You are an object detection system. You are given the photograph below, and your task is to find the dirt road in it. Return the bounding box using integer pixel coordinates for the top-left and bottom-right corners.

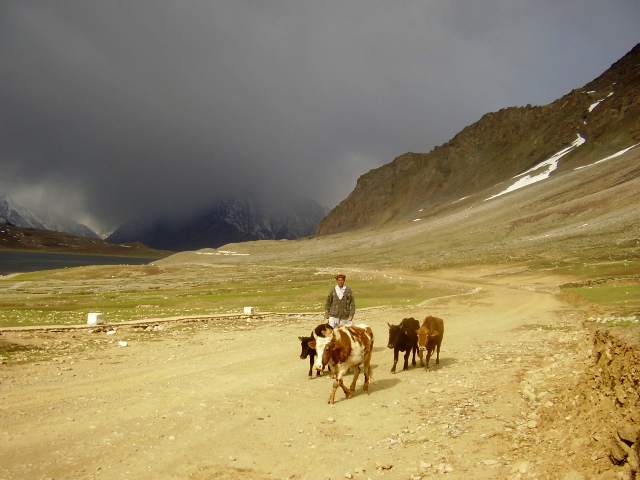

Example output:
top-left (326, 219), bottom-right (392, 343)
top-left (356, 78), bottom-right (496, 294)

top-left (0, 271), bottom-right (595, 480)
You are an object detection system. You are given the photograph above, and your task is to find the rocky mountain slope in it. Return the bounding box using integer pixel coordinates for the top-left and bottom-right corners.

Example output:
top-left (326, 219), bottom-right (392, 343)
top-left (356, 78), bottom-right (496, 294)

top-left (317, 43), bottom-right (640, 234)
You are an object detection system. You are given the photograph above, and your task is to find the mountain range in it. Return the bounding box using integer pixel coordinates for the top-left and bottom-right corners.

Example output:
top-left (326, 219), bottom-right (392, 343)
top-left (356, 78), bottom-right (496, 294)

top-left (106, 197), bottom-right (328, 252)
top-left (0, 191), bottom-right (327, 252)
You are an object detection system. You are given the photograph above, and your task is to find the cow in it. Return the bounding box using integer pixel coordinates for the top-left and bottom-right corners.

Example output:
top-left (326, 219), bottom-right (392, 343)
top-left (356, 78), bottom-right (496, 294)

top-left (298, 323), bottom-right (333, 378)
top-left (313, 324), bottom-right (374, 404)
top-left (387, 317), bottom-right (420, 373)
top-left (417, 315), bottom-right (444, 370)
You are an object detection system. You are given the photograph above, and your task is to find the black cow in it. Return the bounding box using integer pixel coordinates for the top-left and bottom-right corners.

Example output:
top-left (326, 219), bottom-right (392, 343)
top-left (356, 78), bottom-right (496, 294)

top-left (387, 317), bottom-right (420, 373)
top-left (299, 323), bottom-right (333, 378)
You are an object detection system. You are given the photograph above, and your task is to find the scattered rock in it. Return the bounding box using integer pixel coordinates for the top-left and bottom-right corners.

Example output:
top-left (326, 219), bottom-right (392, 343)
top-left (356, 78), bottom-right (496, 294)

top-left (610, 430), bottom-right (631, 465)
top-left (618, 424), bottom-right (640, 444)
top-left (615, 385), bottom-right (627, 405)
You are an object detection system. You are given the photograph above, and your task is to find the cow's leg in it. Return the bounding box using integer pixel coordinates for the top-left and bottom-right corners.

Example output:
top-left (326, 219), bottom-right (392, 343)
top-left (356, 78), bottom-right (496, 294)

top-left (425, 347), bottom-right (433, 370)
top-left (308, 352), bottom-right (315, 378)
top-left (435, 341), bottom-right (441, 365)
top-left (328, 370), bottom-right (351, 404)
top-left (339, 378), bottom-right (352, 398)
top-left (349, 365), bottom-right (361, 393)
top-left (329, 376), bottom-right (351, 404)
top-left (418, 348), bottom-right (425, 367)
top-left (328, 380), bottom-right (341, 404)
top-left (411, 344), bottom-right (417, 366)
top-left (362, 357), bottom-right (372, 393)
top-left (391, 348), bottom-right (399, 373)
top-left (402, 349), bottom-right (410, 370)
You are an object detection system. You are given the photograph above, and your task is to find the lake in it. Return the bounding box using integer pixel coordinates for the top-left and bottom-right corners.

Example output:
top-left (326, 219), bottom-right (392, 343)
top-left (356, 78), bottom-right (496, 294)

top-left (0, 251), bottom-right (161, 276)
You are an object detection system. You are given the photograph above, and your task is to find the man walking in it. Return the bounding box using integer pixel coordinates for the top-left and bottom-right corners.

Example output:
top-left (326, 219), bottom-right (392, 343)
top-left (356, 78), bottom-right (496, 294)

top-left (325, 274), bottom-right (355, 327)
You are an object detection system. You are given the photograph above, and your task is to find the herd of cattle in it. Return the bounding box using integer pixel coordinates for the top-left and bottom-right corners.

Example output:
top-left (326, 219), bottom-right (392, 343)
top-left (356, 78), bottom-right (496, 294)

top-left (298, 316), bottom-right (445, 404)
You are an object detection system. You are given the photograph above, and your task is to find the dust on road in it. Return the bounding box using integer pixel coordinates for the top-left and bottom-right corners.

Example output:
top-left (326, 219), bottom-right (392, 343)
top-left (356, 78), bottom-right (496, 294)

top-left (0, 271), bottom-right (610, 480)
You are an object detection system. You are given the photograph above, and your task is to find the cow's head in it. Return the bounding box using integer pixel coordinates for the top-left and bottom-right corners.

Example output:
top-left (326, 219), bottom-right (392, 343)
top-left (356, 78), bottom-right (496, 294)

top-left (387, 322), bottom-right (402, 349)
top-left (316, 324), bottom-right (333, 338)
top-left (298, 336), bottom-right (315, 359)
top-left (417, 328), bottom-right (439, 351)
top-left (387, 322), bottom-right (414, 349)
top-left (313, 330), bottom-right (334, 371)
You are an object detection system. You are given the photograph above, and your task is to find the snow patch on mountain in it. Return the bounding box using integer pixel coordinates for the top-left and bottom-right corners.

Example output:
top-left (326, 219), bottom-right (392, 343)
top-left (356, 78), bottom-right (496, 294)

top-left (485, 134), bottom-right (586, 201)
top-left (575, 143), bottom-right (640, 171)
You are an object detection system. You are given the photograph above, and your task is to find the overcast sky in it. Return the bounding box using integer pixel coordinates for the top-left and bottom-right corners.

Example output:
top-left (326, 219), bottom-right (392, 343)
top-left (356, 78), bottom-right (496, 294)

top-left (1, 1), bottom-right (638, 233)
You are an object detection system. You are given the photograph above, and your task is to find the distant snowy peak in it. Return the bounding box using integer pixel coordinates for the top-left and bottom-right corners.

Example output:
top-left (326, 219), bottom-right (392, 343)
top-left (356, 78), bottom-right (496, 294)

top-left (0, 193), bottom-right (99, 238)
top-left (106, 196), bottom-right (328, 251)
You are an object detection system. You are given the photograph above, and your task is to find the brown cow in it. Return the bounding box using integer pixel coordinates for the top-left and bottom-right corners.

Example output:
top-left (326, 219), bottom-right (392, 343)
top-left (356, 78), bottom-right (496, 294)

top-left (313, 324), bottom-right (374, 404)
top-left (417, 315), bottom-right (444, 370)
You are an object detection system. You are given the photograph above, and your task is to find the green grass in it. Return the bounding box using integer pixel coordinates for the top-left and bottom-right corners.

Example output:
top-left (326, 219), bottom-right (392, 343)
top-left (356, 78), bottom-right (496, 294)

top-left (8, 250), bottom-right (637, 329)
top-left (563, 283), bottom-right (640, 317)
top-left (558, 258), bottom-right (640, 319)
top-left (553, 259), bottom-right (640, 278)
top-left (569, 284), bottom-right (640, 306)
top-left (0, 264), bottom-right (457, 327)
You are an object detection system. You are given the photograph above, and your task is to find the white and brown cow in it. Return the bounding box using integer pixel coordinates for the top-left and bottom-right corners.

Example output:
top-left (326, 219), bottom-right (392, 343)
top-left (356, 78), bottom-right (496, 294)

top-left (313, 324), bottom-right (374, 404)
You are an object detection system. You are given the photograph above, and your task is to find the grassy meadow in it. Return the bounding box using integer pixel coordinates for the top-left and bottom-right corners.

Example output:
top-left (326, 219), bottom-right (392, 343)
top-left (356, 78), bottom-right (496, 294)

top-left (0, 261), bottom-right (460, 328)
top-left (1, 253), bottom-right (638, 328)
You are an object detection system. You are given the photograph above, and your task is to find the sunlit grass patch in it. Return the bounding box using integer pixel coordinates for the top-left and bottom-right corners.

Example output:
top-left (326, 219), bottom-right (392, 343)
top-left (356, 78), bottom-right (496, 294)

top-left (553, 259), bottom-right (640, 278)
top-left (571, 283), bottom-right (640, 306)
top-left (562, 281), bottom-right (640, 319)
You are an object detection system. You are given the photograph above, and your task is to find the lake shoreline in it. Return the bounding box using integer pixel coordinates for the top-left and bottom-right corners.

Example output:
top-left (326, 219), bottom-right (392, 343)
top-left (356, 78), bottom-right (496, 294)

top-left (0, 250), bottom-right (162, 276)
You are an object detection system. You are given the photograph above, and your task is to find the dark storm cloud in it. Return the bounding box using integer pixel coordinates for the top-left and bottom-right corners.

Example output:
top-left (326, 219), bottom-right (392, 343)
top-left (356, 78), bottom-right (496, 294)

top-left (1, 1), bottom-right (638, 233)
